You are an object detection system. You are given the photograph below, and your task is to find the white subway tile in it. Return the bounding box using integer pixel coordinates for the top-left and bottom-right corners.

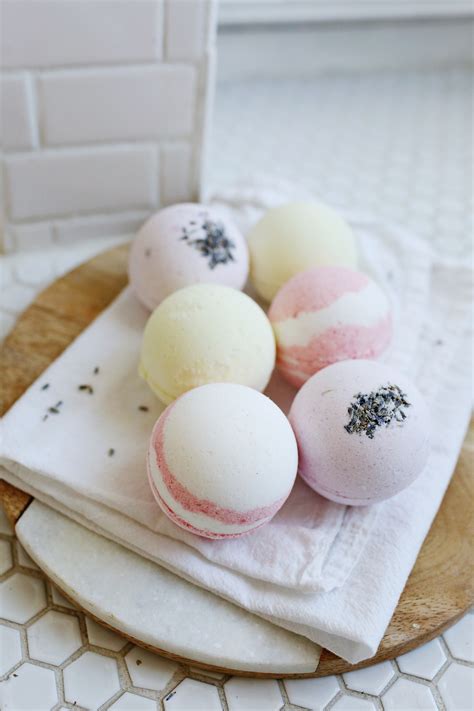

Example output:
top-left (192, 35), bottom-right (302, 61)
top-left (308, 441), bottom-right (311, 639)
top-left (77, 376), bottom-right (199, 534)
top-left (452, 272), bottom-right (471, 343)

top-left (40, 66), bottom-right (196, 145)
top-left (55, 211), bottom-right (148, 244)
top-left (162, 143), bottom-right (194, 204)
top-left (10, 223), bottom-right (54, 251)
top-left (1, 74), bottom-right (37, 150)
top-left (1, 0), bottom-right (162, 68)
top-left (5, 147), bottom-right (157, 220)
top-left (166, 0), bottom-right (208, 61)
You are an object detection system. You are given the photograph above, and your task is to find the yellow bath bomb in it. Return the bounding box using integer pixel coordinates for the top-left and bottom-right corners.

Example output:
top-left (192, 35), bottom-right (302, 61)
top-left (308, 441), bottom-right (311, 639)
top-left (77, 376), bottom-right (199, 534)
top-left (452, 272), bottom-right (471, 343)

top-left (248, 201), bottom-right (358, 301)
top-left (139, 284), bottom-right (276, 404)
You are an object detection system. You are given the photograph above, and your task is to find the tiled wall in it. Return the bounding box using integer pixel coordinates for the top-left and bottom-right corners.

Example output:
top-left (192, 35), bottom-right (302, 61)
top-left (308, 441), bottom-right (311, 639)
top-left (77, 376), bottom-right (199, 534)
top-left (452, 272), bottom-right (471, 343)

top-left (0, 0), bottom-right (216, 252)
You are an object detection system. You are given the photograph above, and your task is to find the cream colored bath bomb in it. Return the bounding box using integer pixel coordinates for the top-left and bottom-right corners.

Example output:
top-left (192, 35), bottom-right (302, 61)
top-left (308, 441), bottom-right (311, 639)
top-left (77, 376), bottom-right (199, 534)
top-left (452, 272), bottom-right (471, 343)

top-left (139, 284), bottom-right (276, 404)
top-left (247, 201), bottom-right (357, 301)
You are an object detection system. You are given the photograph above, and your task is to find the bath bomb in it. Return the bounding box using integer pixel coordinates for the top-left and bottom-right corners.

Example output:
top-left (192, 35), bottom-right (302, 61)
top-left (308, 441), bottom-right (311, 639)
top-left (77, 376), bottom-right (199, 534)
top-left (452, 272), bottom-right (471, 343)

top-left (147, 383), bottom-right (298, 538)
top-left (269, 266), bottom-right (392, 387)
top-left (247, 201), bottom-right (357, 301)
top-left (139, 284), bottom-right (276, 404)
top-left (289, 360), bottom-right (430, 506)
top-left (129, 203), bottom-right (249, 310)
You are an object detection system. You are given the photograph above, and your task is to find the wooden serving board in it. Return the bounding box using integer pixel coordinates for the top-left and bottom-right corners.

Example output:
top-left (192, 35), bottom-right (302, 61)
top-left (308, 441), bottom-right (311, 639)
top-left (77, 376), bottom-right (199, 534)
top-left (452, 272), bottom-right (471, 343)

top-left (1, 243), bottom-right (473, 678)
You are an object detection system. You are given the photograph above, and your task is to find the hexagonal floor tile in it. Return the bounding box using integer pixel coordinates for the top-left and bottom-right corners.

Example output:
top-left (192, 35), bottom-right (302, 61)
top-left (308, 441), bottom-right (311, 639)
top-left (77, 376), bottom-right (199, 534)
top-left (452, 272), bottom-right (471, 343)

top-left (383, 678), bottom-right (437, 710)
top-left (51, 584), bottom-right (77, 610)
top-left (0, 539), bottom-right (13, 575)
top-left (0, 573), bottom-right (47, 623)
top-left (438, 662), bottom-right (474, 710)
top-left (224, 677), bottom-right (283, 711)
top-left (285, 675), bottom-right (340, 709)
top-left (343, 661), bottom-right (395, 695)
top-left (110, 691), bottom-right (156, 710)
top-left (165, 679), bottom-right (221, 711)
top-left (125, 646), bottom-right (178, 691)
top-left (397, 638), bottom-right (447, 680)
top-left (15, 543), bottom-right (39, 570)
top-left (0, 625), bottom-right (23, 676)
top-left (27, 610), bottom-right (82, 665)
top-left (443, 616), bottom-right (474, 663)
top-left (85, 617), bottom-right (127, 651)
top-left (0, 662), bottom-right (57, 710)
top-left (63, 651), bottom-right (120, 708)
top-left (331, 695), bottom-right (376, 710)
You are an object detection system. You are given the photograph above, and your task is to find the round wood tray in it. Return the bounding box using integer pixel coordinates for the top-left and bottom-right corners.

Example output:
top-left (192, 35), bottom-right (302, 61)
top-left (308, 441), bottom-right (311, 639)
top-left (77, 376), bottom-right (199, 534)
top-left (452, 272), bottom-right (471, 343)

top-left (1, 243), bottom-right (473, 678)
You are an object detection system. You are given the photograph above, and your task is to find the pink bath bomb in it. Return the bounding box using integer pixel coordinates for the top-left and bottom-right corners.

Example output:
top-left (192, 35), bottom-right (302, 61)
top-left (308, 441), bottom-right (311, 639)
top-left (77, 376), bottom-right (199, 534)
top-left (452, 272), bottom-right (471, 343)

top-left (129, 203), bottom-right (249, 310)
top-left (289, 360), bottom-right (430, 506)
top-left (268, 266), bottom-right (392, 387)
top-left (147, 383), bottom-right (298, 538)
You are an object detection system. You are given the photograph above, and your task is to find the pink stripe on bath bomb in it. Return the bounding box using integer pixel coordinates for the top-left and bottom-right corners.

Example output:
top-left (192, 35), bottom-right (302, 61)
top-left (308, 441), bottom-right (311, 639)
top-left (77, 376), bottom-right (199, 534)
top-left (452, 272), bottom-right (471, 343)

top-left (277, 316), bottom-right (392, 386)
top-left (269, 266), bottom-right (369, 321)
top-left (150, 402), bottom-right (287, 527)
top-left (147, 466), bottom-right (247, 539)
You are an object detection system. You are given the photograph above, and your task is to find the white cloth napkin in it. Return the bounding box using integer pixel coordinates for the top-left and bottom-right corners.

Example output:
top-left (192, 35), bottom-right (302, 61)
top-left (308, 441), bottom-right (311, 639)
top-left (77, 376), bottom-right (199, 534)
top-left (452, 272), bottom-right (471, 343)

top-left (1, 193), bottom-right (472, 663)
top-left (0, 285), bottom-right (379, 595)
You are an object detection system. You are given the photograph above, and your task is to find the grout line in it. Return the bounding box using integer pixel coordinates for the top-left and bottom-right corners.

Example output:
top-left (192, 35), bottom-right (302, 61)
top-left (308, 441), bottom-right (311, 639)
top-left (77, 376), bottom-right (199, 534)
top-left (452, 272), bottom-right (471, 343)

top-left (2, 132), bottom-right (195, 157)
top-left (3, 139), bottom-right (192, 159)
top-left (1, 59), bottom-right (203, 77)
top-left (161, 0), bottom-right (168, 61)
top-left (6, 202), bottom-right (155, 228)
top-left (325, 689), bottom-right (345, 709)
top-left (25, 71), bottom-right (40, 151)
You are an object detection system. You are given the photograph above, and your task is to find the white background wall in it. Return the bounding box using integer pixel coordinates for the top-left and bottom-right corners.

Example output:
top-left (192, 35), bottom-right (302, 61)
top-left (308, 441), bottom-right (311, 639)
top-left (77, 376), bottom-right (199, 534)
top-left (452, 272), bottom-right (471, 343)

top-left (216, 0), bottom-right (473, 81)
top-left (1, 0), bottom-right (216, 252)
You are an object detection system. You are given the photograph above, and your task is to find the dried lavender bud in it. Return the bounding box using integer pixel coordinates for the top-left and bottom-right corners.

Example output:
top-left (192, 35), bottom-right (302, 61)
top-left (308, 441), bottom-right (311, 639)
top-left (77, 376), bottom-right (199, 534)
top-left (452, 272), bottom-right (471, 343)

top-left (108, 448), bottom-right (115, 457)
top-left (344, 383), bottom-right (411, 439)
top-left (78, 384), bottom-right (94, 394)
top-left (180, 215), bottom-right (235, 269)
top-left (41, 383), bottom-right (50, 391)
top-left (93, 366), bottom-right (100, 374)
top-left (138, 405), bottom-right (149, 412)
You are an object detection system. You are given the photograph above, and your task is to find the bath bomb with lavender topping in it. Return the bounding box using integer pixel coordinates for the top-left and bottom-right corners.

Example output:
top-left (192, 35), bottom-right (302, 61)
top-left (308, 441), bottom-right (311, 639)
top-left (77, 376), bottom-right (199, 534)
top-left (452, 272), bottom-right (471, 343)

top-left (247, 201), bottom-right (357, 302)
top-left (139, 284), bottom-right (276, 405)
top-left (147, 383), bottom-right (298, 538)
top-left (129, 203), bottom-right (249, 310)
top-left (269, 266), bottom-right (392, 387)
top-left (289, 360), bottom-right (430, 506)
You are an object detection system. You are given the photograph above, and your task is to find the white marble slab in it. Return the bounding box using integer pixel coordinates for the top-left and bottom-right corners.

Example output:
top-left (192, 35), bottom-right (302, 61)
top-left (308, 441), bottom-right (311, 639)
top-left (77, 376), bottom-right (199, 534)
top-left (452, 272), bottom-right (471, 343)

top-left (16, 500), bottom-right (321, 674)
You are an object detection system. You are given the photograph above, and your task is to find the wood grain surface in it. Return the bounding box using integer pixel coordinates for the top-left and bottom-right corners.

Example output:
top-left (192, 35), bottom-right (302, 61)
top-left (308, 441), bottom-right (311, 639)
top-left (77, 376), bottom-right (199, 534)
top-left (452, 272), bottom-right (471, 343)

top-left (1, 243), bottom-right (473, 678)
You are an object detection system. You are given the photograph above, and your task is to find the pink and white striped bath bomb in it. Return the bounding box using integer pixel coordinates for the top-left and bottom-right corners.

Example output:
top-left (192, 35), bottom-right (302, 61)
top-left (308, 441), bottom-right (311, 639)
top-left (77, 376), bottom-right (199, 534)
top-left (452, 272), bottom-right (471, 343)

top-left (269, 266), bottom-right (393, 388)
top-left (289, 360), bottom-right (430, 505)
top-left (147, 383), bottom-right (298, 538)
